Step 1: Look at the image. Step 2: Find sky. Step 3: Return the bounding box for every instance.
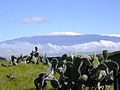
[0,0,120,42]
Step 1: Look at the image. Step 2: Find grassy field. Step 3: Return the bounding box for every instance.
[0,60,60,90]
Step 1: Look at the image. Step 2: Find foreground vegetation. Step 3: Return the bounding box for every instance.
[0,60,114,90]
[0,61,59,90]
[0,47,118,90]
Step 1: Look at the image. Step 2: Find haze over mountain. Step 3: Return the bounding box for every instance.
[0,32,120,58]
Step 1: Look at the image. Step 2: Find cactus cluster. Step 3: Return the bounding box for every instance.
[9,46,44,65]
[34,50,120,90]
[7,48,120,90]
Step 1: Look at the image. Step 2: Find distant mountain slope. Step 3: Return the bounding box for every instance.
[1,34,120,58]
[0,56,6,61]
[1,34,120,45]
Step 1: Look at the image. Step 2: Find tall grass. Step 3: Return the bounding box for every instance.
[0,61,58,90]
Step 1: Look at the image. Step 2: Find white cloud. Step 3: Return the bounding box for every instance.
[46,32,84,36]
[0,40,120,58]
[20,16,46,24]
[102,34,120,37]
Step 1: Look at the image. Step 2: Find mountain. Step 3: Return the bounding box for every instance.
[1,34,120,45]
[0,56,6,61]
[1,34,120,57]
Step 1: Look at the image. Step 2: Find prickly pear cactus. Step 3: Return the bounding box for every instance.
[104,60,119,70]
[61,54,67,61]
[30,51,34,56]
[97,63,107,70]
[11,55,16,65]
[103,50,109,60]
[64,61,74,78]
[81,58,91,66]
[73,57,82,70]
[35,46,38,51]
[51,58,58,71]
[92,52,100,68]
[34,47,39,57]
[59,54,67,66]
[66,57,72,62]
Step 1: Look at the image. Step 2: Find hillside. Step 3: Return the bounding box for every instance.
[1,34,120,45]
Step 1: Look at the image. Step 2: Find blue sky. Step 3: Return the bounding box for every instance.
[0,0,120,41]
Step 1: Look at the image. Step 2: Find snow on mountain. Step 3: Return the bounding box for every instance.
[46,32,84,36]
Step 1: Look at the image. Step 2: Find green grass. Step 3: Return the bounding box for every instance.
[0,61,60,90]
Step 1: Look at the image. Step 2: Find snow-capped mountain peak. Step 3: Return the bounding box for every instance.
[46,32,84,36]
